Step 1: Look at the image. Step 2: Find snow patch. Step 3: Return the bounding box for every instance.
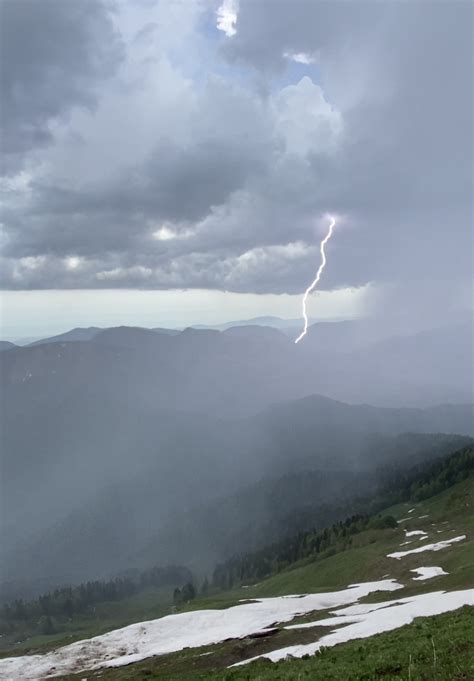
[410,567,448,581]
[405,530,427,537]
[387,535,466,559]
[232,589,474,666]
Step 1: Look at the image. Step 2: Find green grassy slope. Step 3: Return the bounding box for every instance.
[184,475,473,607]
[51,474,474,680]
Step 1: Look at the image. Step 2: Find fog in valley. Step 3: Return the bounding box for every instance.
[1,313,472,599]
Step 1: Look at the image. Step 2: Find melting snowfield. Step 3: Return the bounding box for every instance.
[0,581,402,679]
[233,589,474,666]
[387,535,466,559]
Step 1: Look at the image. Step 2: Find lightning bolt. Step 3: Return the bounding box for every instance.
[294,215,336,344]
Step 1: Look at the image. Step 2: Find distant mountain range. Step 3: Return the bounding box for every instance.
[28,326,103,345]
[190,315,309,333]
[4,319,472,414]
[5,312,471,348]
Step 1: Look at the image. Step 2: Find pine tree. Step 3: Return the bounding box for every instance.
[173,587,182,606]
[38,615,55,635]
[182,582,196,602]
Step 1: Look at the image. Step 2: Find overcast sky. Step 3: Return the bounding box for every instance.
[0,0,472,336]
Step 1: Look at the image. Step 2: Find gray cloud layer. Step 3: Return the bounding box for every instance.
[0,0,472,300]
[1,0,123,171]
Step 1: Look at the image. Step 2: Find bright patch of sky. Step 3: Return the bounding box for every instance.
[284,51,317,65]
[0,285,372,341]
[216,0,238,37]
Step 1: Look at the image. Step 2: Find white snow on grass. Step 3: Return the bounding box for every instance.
[387,535,466,559]
[408,508,415,513]
[405,530,427,537]
[232,589,474,666]
[410,567,448,581]
[397,517,410,524]
[0,580,402,680]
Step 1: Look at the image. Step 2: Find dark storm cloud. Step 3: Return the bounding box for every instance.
[223,0,383,74]
[0,0,123,172]
[1,72,276,263]
[0,0,472,296]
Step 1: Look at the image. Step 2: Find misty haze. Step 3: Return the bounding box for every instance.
[0,1,472,680]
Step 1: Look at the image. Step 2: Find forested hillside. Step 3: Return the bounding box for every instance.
[211,445,473,588]
[0,566,192,645]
